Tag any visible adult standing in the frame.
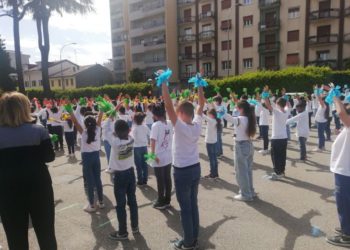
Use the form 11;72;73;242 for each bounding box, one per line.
0;92;57;250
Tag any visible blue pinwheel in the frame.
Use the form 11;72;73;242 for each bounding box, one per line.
261;91;270;100
188;73;208;88
325;85;342;104
155;68;172;87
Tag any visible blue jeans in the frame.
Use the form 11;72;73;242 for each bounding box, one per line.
317;121;327;149
206;143;218;177
335;174;350;236
82;151;103;205
113;168;138;234
333;110;341;130
260;125;269;150
134;147;148;184
286;124;291;141
298;137;307;160
216;127;223;156
174;164;201;247
235;141;254;199
103;140;111;164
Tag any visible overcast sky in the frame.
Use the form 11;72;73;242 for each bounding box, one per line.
0;0;112;65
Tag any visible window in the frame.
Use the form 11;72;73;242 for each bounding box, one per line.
288;7;300;19
243;15;253;27
221;0;231;9
185;64;193;73
221;19;232;30
202;24;212;32
221;40;232;50
202;4;211;14
243;37;253;48
185;28;192;35
222;60;232;70
39;80;43;86
202;43;212;52
317;50;330;60
50;80;54;87
70;79;74;86
65;79;69;86
243;0;252;5
287;30;300;42
286;53;299;65
73;67;76;72
243;58;253;69
25;81;29;87
32;80;36;87
203;63;212;75
58;80;61;87
185;46;192;55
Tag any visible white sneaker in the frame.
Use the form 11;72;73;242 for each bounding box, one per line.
234;194;253;202
258;149;269;155
312;148;322;152
105;168;114;174
83;204;96;213
269;173;285;181
98;202;105;209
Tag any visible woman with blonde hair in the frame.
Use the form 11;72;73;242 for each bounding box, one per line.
0;92;57;250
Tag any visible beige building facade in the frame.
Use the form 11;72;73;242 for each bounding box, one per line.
110;0;350;83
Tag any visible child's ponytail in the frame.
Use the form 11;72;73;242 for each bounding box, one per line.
237;101;256;138
84;116;97;144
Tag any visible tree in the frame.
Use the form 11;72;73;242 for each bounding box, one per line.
1;0;31;93
129;68;145;83
26;0;94;96
0;37;16;91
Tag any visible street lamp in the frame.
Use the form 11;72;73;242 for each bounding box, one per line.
60;42;76;90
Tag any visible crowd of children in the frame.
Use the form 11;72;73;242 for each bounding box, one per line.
24;79;350;249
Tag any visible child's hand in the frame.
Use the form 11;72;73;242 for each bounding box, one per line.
155;157;160;164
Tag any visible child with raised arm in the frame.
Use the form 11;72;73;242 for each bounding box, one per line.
161;77;205;250
326;96;350;247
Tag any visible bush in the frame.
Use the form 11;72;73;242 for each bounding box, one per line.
26;83;153;100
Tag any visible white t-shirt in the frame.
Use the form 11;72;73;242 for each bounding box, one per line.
202;115;218;144
259;106;270;126
307;101;312;113
101;119;114;141
286;111;309;138
63;121;74;132
131;124;150;148
105;119;134;171
315;105;327;123
48;108;63;127
150;120;173;167
330;127;350;177
118;114;132;123
255;102;262;117
81;127;101;153
271;107;288;139
173;115;202;168
145;110;154;125
224;114;250;141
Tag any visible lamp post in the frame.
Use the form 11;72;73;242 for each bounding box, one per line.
60;42;76;90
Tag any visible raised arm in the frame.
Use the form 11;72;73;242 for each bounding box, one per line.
96;111;103;127
264;97;273;112
69;112;83;134
196;86;205;116
334;97;350;127
162;83;177;126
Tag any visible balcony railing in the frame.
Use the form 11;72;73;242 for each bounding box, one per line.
308;35;339;46
199;11;215;21
177;0;195;7
143;0;164;12
308;59;337;69
259;19;280;32
202;71;216;78
259;0;281;9
309;9;340;20
143;21;165;30
198;30;215;40
258;42;280;53
344;33;350;43
178;16;196;25
179;34;196;43
143;39;166;47
145;57;166;63
179;54;196;61
181;72;196;79
199;51;216;58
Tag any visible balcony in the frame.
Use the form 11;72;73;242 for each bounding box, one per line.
144;57;166;66
199;51;216;58
345;33;350;43
199;11;215;21
259;0;281;10
309;9;340;21
198;30;215;40
179;34;196;43
308;59;337;69
143;39;166;50
308;35;339;46
259;19;280;32
202;71;216;78
178;16;196;25
258;42;280;53
181;72;196;79
142;22;165;35
177;0;195;7
179;53;196;61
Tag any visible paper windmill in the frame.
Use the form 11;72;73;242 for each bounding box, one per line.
188;73;208;88
144;153;156;165
155;68;172;87
325;85;342;104
64;103;74;114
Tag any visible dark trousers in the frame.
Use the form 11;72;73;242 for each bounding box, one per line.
335;174;350;236
256;117;261;136
154;164;172;204
216;126;223;156
260;125;269;150
325;117;332;140
50;126;63;150
298;137;307;160
317;122;327;149
308;112;313;128
82;151;103;205
206;143;218;177
64;132;75;154
332;110;341;130
271;139;288;175
113;168;138;234
0;172;57;250
133;147;148;184
174;164;201;247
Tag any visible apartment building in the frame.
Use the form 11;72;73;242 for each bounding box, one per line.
110;0;350;83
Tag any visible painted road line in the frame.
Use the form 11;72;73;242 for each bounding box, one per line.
56;203;80;213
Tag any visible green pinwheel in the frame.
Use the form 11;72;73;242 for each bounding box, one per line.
214;86;220;94
79;97;87;106
181;89;191;99
64;103;74;114
255;87;260;93
223;97;228;103
170;93;177;99
226;87;232;93
51;134;58;143
207;97;214;104
97;98;114;113
144;153;156;165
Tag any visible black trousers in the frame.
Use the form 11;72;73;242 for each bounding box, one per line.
64;132;75;154
271;139;288;175
154;164;172;204
260;125;269;150
0;174;57;250
51;126;64;150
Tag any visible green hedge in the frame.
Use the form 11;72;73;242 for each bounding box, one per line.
205;66;350;97
26;83;153;100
